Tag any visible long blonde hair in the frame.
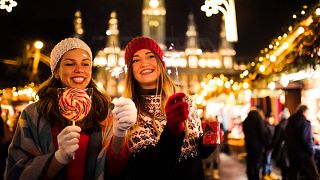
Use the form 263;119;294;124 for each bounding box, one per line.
123;54;177;134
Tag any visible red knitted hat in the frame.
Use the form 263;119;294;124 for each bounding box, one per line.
124;36;165;68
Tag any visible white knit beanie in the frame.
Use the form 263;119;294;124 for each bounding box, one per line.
50;37;92;74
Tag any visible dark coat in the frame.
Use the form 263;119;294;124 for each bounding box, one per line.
285;113;314;160
272;118;289;167
243;111;269;153
242;110;270;180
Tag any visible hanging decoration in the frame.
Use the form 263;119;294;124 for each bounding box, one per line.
201;0;238;42
0;0;17;13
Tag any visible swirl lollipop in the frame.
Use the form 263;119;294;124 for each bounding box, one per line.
58;88;92;125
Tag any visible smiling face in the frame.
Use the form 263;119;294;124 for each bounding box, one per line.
131;49;160;89
54;48;92;89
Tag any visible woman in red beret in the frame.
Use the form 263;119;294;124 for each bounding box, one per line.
121;36;216;180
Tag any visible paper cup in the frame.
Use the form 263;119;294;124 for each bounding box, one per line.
201;121;220;145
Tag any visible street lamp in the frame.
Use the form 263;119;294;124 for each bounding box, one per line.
31;40;43;79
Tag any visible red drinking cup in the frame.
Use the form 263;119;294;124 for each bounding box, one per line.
201;121;220;145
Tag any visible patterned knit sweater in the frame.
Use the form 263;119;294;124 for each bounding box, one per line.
126;94;215;180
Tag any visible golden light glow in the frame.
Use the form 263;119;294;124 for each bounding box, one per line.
149;0;159;8
316;8;320;16
34;41;43;49
259;57;264;62
297;26;305;34
259;65;265;72
243;82;249;89
268;82;276;90
243;70;249;76
270;55;276;62
232;83;238;91
283;42;289;49
225;81;231;88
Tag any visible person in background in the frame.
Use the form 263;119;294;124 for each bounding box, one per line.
5;37;137;179
122;36;216;180
242;107;270;180
261;114;279;180
272;107;290;180
0;107;5;178
0;106;10;179
285;104;320;180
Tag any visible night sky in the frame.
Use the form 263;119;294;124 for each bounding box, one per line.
0;0;318;86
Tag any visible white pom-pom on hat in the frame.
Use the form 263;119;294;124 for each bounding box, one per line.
50;37;92;74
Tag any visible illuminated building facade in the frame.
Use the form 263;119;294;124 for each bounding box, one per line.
75;0;244;97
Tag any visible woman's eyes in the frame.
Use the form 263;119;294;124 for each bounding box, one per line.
64;63;90;66
132;55;155;63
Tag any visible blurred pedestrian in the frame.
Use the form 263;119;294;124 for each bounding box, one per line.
0;106;11;179
272;107;290;180
122;36;216;180
5;37;137;179
262;113;279;180
243;107;270;180
285;104;320;180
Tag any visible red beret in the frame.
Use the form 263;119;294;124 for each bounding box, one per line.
124;36;165;68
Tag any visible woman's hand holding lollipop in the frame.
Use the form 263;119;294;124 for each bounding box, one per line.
57;88;92;161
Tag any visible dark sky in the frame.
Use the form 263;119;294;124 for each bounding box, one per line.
0;0;318;63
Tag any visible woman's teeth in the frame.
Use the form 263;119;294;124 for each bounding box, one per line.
141;69;153;74
72;77;85;83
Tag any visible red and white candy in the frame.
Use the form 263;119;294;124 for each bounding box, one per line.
59;88;92;121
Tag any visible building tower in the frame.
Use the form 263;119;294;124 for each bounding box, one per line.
142;0;166;48
105;11;120;49
92;11;123;95
185;13;199;50
184;13;201;93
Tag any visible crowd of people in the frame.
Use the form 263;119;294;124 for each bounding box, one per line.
243;105;320;180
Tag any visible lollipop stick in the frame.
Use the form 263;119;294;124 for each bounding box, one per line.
72;120;75;159
185;121;189;136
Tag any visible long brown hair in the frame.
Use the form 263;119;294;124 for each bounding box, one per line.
37;76;110;130
122;53;176;132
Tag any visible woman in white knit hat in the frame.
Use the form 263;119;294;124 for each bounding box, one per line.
5;37;137;179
